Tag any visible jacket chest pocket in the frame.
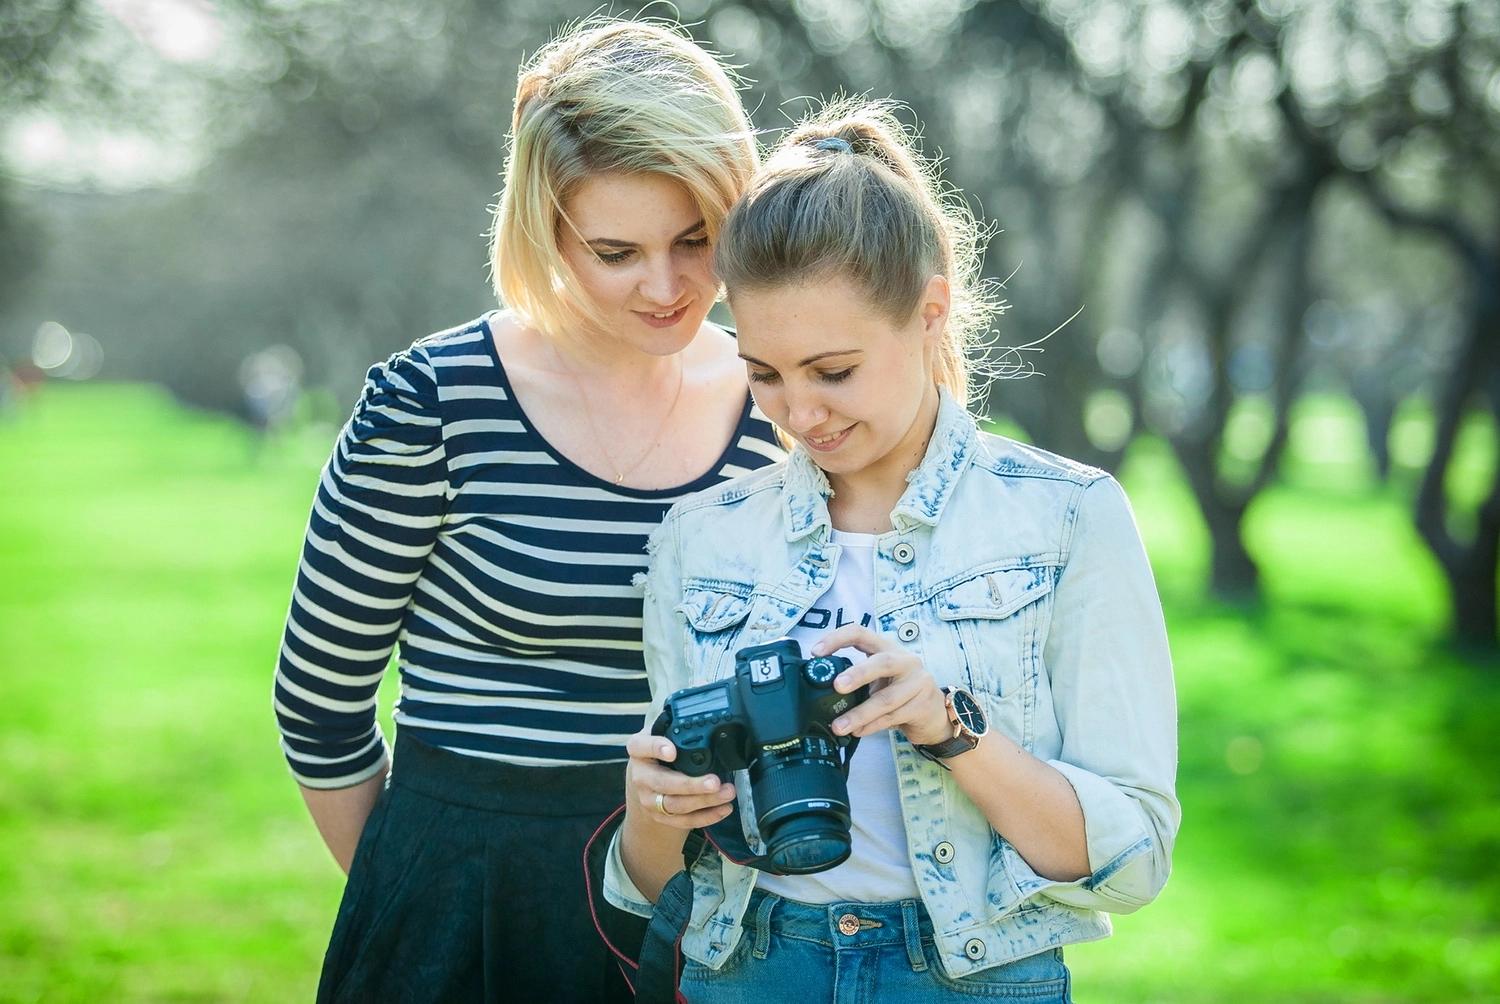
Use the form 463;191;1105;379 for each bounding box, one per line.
676;582;756;685
934;563;1058;746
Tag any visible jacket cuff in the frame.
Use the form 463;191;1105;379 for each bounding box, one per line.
1026;759;1164;913
603;829;656;919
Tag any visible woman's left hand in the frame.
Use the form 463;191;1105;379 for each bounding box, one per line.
812;625;953;746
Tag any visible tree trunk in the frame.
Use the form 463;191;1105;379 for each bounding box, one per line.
1450;384;1500;651
1208;509;1260;599
1356;389;1395;482
1450;559;1498;651
1170;436;1262;600
1412;268;1500;652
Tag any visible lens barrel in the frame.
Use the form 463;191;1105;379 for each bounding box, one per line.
749;738;853;874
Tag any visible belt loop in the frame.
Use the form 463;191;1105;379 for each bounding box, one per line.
901;900;927;972
753;893;778;960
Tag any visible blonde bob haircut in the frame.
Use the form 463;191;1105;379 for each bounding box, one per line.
714;98;998;411
489;19;759;341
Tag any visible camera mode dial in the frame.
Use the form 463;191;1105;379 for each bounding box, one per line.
802;656;841;686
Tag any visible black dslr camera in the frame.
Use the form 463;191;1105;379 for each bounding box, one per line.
652;638;868;874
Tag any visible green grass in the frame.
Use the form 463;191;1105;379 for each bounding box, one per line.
1;384;1497;1002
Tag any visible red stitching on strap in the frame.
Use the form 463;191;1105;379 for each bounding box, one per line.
582;803;641;973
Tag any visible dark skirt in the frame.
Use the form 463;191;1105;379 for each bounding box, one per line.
316;731;634;1004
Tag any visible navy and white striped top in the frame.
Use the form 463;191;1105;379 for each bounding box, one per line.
274;314;783;788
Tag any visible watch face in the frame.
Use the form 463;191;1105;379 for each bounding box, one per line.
950;688;988;737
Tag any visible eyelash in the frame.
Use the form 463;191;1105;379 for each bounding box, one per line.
748;368;855;385
596;236;709;265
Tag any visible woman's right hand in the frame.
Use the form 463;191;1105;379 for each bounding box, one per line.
624;728;737;830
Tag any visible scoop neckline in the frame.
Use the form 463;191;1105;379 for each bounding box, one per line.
477;311;755;500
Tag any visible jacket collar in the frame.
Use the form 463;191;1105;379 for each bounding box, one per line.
782;386;978;541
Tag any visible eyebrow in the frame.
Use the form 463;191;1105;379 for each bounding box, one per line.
739;349;862;368
585;219;707;249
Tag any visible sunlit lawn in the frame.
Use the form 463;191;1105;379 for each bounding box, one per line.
0;384;1496;1002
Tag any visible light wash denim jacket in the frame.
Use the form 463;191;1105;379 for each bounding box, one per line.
605;389;1180;979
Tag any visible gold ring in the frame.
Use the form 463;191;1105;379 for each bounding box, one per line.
655;792;674;816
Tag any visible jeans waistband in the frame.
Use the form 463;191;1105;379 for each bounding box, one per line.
744;887;936;952
389;730;626;816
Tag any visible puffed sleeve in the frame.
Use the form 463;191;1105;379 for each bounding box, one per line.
603;512;687;917
1035;474;1180;912
272;347;448;788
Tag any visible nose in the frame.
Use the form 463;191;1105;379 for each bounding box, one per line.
638;253;684;307
784;381;828;434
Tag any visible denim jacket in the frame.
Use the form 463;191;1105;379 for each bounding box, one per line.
605;389;1180;979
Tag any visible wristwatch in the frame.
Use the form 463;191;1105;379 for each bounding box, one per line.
916;686;988;770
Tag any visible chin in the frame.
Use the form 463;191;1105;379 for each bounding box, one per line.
654;328;705;358
804;445;866;475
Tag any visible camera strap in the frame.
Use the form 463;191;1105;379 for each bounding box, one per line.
583;742;861;1001
583;805;709;1004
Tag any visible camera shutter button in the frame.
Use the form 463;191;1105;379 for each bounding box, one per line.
933;841;955;864
896;621;920;642
892;541;915;564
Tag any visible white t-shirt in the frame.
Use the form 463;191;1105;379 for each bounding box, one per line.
755;530;921;904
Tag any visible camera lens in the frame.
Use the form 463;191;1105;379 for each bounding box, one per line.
749;737;853;874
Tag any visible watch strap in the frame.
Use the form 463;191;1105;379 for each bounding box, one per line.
920;733;981;760
915;686;984;770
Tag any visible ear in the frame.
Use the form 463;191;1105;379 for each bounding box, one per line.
918;274;951;346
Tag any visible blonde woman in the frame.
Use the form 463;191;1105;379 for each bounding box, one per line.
610;101;1179;1002
273;20;781;1003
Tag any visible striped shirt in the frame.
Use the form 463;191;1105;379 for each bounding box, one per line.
273;314;783;788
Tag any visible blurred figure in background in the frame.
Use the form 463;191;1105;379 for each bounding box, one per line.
272;18;780;1002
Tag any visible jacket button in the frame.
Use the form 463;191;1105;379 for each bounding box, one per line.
933;841;955;864
896;621;920;642
892;541;915;564
964;938;986;960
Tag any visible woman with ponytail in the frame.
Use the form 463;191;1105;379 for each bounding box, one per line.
607;100;1180;1002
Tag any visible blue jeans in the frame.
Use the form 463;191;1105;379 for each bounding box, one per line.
679;888;1072;1003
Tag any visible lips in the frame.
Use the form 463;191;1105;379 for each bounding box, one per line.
634;304;689;328
804;425;853;453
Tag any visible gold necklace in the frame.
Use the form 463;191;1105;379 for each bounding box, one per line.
555;350;686;486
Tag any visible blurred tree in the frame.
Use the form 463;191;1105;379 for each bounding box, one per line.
905;0;1498;643
1;0;97;309
1263;0;1500;648
5;0;551;412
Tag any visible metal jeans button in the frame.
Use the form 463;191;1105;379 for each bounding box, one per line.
897;621;920;642
934;840;955;864
964;937;986;960
892;541;915;564
838;913;860;936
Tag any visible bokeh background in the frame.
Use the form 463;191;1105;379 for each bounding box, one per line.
3;1;1498;1000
